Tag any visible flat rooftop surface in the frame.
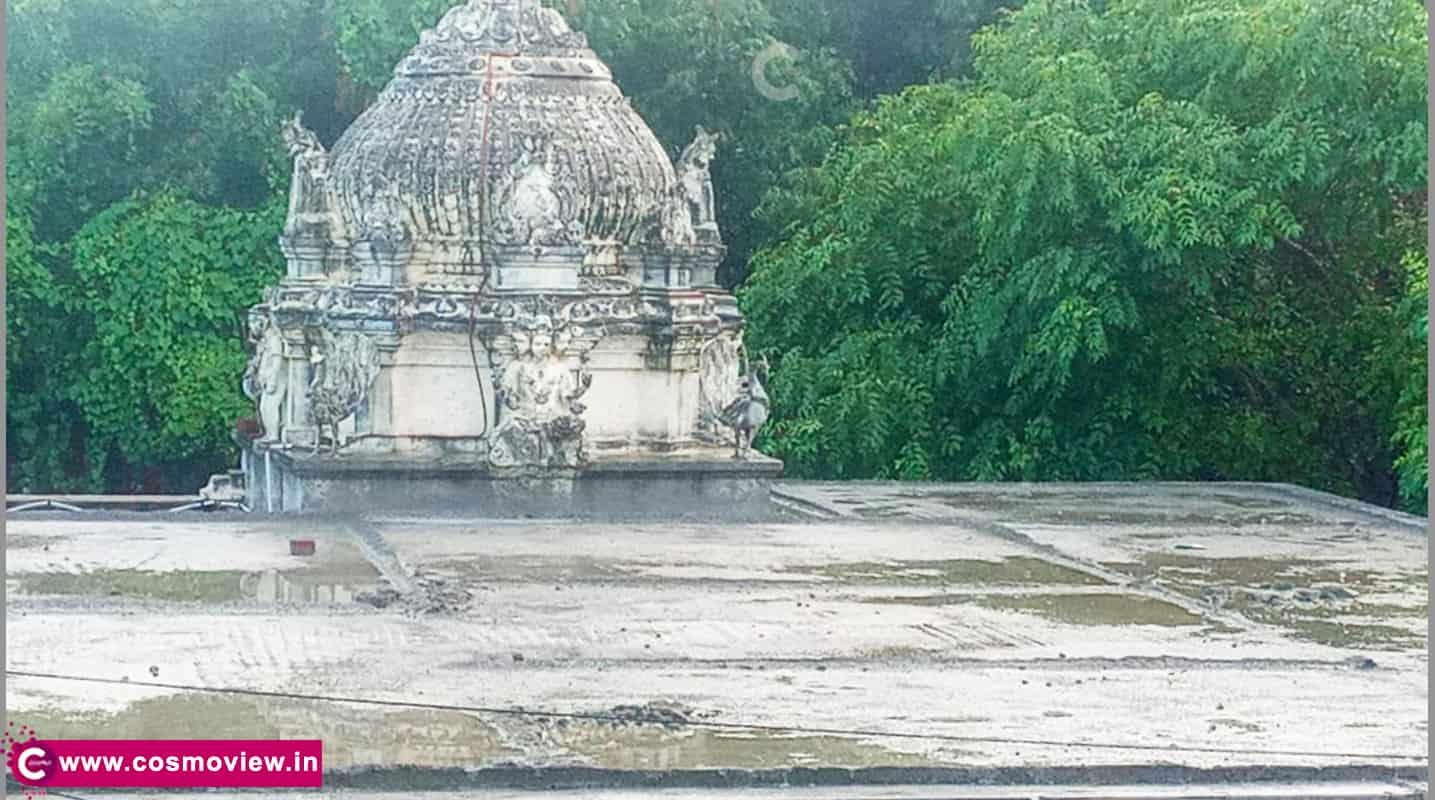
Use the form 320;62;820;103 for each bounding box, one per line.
4;482;1427;794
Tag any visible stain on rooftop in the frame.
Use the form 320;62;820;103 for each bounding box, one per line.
782;557;1108;587
862;591;1204;627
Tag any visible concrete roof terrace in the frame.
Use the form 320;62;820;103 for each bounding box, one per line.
3;482;1428;797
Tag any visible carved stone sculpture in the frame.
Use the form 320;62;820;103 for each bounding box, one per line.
281;112;341;241
697;333;743;442
304;324;381;455
496;136;583;246
490;313;593;470
361;177;409;243
719;358;770;460
676;126;722;243
242;318;289;443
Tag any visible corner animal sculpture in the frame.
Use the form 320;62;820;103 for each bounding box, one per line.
675;126;721;241
650;126;723;246
280;111;339;240
719;355;770;460
305;325;381;455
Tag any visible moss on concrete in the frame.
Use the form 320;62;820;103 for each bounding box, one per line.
17;569;250;602
784;557;1108;587
862;591;1204;626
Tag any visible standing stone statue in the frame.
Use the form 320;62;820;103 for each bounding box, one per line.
243;319;289;443
281;111;340;241
675;126;722;243
490;320;593;469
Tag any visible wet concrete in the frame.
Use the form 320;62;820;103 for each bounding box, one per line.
862;592;1205;627
17;568;253;603
4;482;1427;794
781;557;1110;587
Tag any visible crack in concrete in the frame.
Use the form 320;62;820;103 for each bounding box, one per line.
345;515;419;595
773;485;1369;646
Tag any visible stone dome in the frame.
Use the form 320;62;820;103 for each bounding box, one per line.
325;0;683;258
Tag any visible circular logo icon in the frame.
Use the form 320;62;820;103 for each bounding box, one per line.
752;42;801;102
11;741;56;786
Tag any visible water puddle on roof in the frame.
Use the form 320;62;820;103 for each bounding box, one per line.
14;565;382;606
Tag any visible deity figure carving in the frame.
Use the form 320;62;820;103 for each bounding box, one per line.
655;191;697;246
497;136;583;246
675;126;722;242
304;324;382;455
281;112;342;241
361;176;411;245
489;316;593;470
243;317;289;443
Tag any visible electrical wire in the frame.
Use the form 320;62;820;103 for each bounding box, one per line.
5;671;1425;762
466;52;507;439
469;267;493;437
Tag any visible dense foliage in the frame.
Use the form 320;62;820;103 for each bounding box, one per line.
744;0;1428;509
6;0;336;490
1394;252;1429;514
5;0;1427;512
65;196;284;490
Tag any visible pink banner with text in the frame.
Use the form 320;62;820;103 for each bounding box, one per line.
8;739;323;788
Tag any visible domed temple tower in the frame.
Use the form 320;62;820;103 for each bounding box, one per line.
230;0;780;515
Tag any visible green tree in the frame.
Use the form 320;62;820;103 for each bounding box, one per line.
6;0;341;239
64;195;284;491
768;0;1017;96
743;0;1427;505
1393;250;1428;514
4;190;74;492
5;0;338;491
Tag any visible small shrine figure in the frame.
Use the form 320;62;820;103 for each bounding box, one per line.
498;136;582;246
